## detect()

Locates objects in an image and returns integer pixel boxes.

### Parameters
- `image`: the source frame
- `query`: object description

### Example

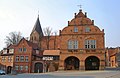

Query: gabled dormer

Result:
[30,15,43,44]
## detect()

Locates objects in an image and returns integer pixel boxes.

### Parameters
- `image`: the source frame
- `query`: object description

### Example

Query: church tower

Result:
[30,15,43,44]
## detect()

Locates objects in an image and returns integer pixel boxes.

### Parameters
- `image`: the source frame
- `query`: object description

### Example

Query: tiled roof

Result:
[26,40,39,49]
[7,44,16,49]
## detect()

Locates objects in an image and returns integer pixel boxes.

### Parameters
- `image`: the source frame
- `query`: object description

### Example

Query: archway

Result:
[7,66,12,74]
[85,56,100,70]
[34,62,43,73]
[64,56,80,70]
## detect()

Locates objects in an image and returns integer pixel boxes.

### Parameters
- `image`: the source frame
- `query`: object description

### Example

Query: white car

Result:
[0,70,6,75]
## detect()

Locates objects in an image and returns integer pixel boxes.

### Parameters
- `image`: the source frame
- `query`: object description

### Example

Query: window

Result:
[8,56,12,62]
[2,56,6,62]
[53,56,59,60]
[25,66,28,71]
[68,40,78,49]
[20,66,23,70]
[68,40,73,49]
[25,56,28,62]
[19,48,22,52]
[15,66,19,70]
[36,50,39,54]
[20,56,24,62]
[73,40,78,49]
[16,56,19,62]
[74,26,78,32]
[85,27,90,32]
[85,40,96,49]
[23,48,26,52]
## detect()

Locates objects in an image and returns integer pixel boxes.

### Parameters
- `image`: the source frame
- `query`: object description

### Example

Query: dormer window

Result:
[74,26,78,32]
[85,27,90,32]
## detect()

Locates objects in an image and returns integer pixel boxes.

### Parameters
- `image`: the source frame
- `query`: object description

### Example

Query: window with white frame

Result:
[68,40,78,49]
[73,40,78,49]
[16,56,19,62]
[15,66,19,70]
[19,48,22,52]
[85,40,96,49]
[23,48,26,52]
[74,26,78,32]
[2,56,6,62]
[25,66,28,71]
[68,40,73,49]
[20,66,23,70]
[25,56,28,62]
[8,56,12,62]
[20,56,24,62]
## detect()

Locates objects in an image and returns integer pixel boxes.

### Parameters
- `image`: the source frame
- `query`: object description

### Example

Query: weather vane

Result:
[77,5,82,9]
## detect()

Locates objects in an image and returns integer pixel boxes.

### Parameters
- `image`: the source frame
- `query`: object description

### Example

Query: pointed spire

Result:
[32,15,43,36]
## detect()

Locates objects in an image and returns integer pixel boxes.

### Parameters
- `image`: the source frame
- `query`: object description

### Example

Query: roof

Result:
[31,15,43,36]
[43,50,60,56]
[27,40,39,49]
[7,44,16,49]
[17,38,39,49]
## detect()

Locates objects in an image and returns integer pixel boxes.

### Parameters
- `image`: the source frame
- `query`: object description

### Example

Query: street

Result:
[0,70,120,78]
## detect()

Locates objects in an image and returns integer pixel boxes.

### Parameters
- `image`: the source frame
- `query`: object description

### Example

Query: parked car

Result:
[0,70,6,75]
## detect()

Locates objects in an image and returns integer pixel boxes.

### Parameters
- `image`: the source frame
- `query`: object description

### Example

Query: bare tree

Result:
[5,31,22,47]
[43,27,52,49]
[53,31,58,49]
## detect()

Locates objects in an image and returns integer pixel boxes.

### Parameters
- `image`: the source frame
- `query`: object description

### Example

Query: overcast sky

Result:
[0,0,120,50]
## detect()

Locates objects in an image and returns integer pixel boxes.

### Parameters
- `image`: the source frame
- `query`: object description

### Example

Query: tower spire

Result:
[38,11,39,17]
[31,14,43,37]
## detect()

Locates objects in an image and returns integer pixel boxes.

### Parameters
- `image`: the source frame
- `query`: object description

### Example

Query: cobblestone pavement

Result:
[0,70,120,78]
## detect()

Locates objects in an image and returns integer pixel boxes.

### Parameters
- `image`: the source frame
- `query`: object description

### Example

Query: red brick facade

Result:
[0,9,107,73]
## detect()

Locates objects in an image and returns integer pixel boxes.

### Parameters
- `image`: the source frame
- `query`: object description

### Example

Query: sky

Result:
[0,0,120,50]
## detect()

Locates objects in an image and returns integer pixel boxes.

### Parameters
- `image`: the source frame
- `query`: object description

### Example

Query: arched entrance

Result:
[34,62,43,73]
[85,56,100,70]
[7,66,12,74]
[64,56,79,70]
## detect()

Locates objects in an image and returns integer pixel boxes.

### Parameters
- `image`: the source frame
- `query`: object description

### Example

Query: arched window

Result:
[85,40,96,49]
[68,40,78,49]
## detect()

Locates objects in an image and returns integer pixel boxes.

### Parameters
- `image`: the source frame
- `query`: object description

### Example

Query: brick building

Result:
[30,9,105,71]
[0,44,15,74]
[0,8,106,73]
[105,47,120,67]
[58,9,105,70]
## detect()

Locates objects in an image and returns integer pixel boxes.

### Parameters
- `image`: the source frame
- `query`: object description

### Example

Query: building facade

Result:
[0,9,106,73]
[30,9,105,71]
[105,47,120,67]
[58,9,105,70]
[0,45,15,74]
